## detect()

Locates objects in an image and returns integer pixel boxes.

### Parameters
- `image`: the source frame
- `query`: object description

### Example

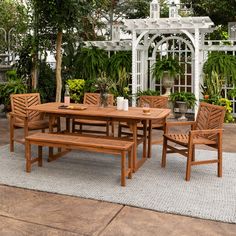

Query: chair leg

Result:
[186,145,193,181]
[192,144,195,161]
[111,122,115,137]
[161,136,167,167]
[218,134,223,177]
[10,118,14,152]
[106,122,110,136]
[118,123,122,138]
[72,118,75,132]
[57,117,61,132]
[79,124,83,133]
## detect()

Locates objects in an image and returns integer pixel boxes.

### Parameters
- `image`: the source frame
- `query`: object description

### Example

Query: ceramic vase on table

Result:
[100,92,108,107]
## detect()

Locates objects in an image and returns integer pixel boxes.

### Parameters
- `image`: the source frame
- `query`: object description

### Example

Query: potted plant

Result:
[0,71,27,113]
[200,71,224,103]
[151,57,183,96]
[95,72,114,107]
[169,91,196,120]
[110,68,131,100]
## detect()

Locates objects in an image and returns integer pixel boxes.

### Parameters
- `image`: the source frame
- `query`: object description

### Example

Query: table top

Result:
[28,102,170,120]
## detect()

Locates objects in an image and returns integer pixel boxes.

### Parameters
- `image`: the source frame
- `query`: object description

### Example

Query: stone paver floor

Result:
[0,117,235,235]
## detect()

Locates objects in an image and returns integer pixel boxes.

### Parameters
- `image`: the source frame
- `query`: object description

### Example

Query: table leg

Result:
[132,122,137,172]
[131,120,149,172]
[142,120,147,158]
[48,115,54,161]
[148,120,152,158]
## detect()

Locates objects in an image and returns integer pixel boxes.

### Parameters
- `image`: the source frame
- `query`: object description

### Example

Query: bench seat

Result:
[25,133,134,186]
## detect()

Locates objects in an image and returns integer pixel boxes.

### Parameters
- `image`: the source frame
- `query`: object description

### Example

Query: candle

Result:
[117,97,124,110]
[123,99,129,111]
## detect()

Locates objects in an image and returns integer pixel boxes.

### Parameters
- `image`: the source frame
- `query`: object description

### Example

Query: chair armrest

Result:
[164,121,196,133]
[165,121,196,127]
[190,129,223,136]
[9,112,27,119]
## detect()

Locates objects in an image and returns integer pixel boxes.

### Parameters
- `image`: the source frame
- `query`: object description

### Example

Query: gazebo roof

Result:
[85,16,214,51]
[84,40,132,51]
[123,16,214,34]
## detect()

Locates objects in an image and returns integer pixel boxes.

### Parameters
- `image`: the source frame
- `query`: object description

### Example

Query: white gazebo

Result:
[123,0,214,108]
[85,1,236,115]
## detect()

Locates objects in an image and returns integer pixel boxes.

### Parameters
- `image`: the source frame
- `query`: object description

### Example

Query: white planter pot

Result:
[162,72,175,96]
[176,101,188,121]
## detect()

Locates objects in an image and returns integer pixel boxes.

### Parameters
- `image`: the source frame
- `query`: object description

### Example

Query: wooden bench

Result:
[25,133,134,186]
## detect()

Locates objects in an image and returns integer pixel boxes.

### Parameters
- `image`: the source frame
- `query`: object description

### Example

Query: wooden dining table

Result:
[28,102,170,172]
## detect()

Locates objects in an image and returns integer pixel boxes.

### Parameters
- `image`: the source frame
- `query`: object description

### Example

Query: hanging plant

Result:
[151,57,183,81]
[203,52,236,85]
[107,51,132,80]
[76,45,109,80]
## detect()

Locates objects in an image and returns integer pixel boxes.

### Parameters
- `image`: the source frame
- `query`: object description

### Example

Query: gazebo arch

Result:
[149,35,195,95]
[123,11,214,109]
[85,1,236,116]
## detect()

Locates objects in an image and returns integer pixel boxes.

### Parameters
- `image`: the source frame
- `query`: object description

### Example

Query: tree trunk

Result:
[31,53,38,89]
[55,31,63,102]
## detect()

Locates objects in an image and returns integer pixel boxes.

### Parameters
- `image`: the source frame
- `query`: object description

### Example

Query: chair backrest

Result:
[195,102,226,141]
[138,95,168,108]
[10,93,42,123]
[83,93,114,106]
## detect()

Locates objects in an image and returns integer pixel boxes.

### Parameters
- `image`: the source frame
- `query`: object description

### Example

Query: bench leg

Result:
[121,151,126,187]
[128,148,133,179]
[38,146,43,167]
[25,140,31,173]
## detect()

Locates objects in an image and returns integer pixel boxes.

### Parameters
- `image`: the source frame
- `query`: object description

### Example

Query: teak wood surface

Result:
[72,93,114,135]
[28,102,170,171]
[161,102,226,181]
[25,133,134,186]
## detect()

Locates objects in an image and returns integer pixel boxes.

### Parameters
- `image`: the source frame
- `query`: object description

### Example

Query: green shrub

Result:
[0,77,27,111]
[227,88,236,99]
[110,68,131,99]
[37,62,56,102]
[218,98,234,123]
[136,89,160,97]
[67,79,85,103]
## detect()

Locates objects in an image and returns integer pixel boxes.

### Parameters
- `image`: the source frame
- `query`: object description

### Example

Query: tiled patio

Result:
[0,116,235,235]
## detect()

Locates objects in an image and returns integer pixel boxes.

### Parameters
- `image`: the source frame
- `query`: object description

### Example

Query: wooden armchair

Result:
[9,93,59,152]
[161,102,226,181]
[118,96,168,155]
[72,93,114,136]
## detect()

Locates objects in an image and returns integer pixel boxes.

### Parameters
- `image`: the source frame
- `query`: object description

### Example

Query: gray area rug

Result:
[0,144,236,223]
